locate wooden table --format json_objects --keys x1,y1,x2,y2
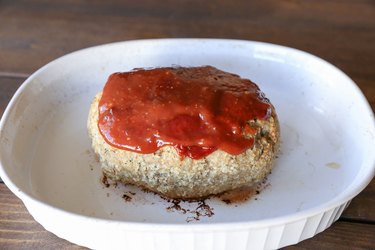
[{"x1": 0, "y1": 0, "x2": 374, "y2": 249}]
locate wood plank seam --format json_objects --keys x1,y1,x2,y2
[
  {"x1": 339, "y1": 217, "x2": 375, "y2": 225},
  {"x1": 0, "y1": 72, "x2": 30, "y2": 79}
]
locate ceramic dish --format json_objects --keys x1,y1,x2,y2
[{"x1": 0, "y1": 39, "x2": 374, "y2": 250}]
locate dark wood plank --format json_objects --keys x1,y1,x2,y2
[
  {"x1": 0, "y1": 183, "x2": 374, "y2": 249},
  {"x1": 0, "y1": 0, "x2": 374, "y2": 79},
  {"x1": 341, "y1": 178, "x2": 375, "y2": 222},
  {"x1": 0, "y1": 76, "x2": 25, "y2": 183},
  {"x1": 356, "y1": 79, "x2": 375, "y2": 110},
  {"x1": 0, "y1": 185, "x2": 86, "y2": 249},
  {"x1": 0, "y1": 77, "x2": 25, "y2": 118},
  {"x1": 285, "y1": 221, "x2": 375, "y2": 250}
]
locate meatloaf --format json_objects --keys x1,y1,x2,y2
[{"x1": 88, "y1": 66, "x2": 280, "y2": 199}]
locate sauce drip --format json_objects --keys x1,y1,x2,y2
[{"x1": 98, "y1": 66, "x2": 271, "y2": 159}]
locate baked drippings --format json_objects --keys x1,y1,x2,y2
[
  {"x1": 98, "y1": 66, "x2": 271, "y2": 159},
  {"x1": 219, "y1": 186, "x2": 257, "y2": 204}
]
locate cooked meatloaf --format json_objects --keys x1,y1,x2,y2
[{"x1": 88, "y1": 66, "x2": 280, "y2": 199}]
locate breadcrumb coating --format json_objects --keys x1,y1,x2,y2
[{"x1": 88, "y1": 92, "x2": 280, "y2": 199}]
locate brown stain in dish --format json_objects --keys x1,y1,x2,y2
[
  {"x1": 218, "y1": 177, "x2": 270, "y2": 204},
  {"x1": 219, "y1": 186, "x2": 257, "y2": 204},
  {"x1": 122, "y1": 194, "x2": 132, "y2": 202},
  {"x1": 101, "y1": 175, "x2": 110, "y2": 188},
  {"x1": 100, "y1": 174, "x2": 270, "y2": 222},
  {"x1": 164, "y1": 198, "x2": 215, "y2": 222}
]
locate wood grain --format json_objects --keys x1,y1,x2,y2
[
  {"x1": 286, "y1": 221, "x2": 375, "y2": 250},
  {"x1": 0, "y1": 182, "x2": 374, "y2": 249},
  {"x1": 0, "y1": 77, "x2": 25, "y2": 118},
  {"x1": 0, "y1": 185, "x2": 86, "y2": 249},
  {"x1": 342, "y1": 178, "x2": 375, "y2": 222},
  {"x1": 0, "y1": 0, "x2": 374, "y2": 78},
  {"x1": 0, "y1": 0, "x2": 374, "y2": 249},
  {"x1": 0, "y1": 76, "x2": 24, "y2": 183}
]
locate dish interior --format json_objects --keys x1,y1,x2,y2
[{"x1": 1, "y1": 40, "x2": 373, "y2": 224}]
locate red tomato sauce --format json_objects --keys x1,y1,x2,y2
[{"x1": 98, "y1": 66, "x2": 271, "y2": 159}]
